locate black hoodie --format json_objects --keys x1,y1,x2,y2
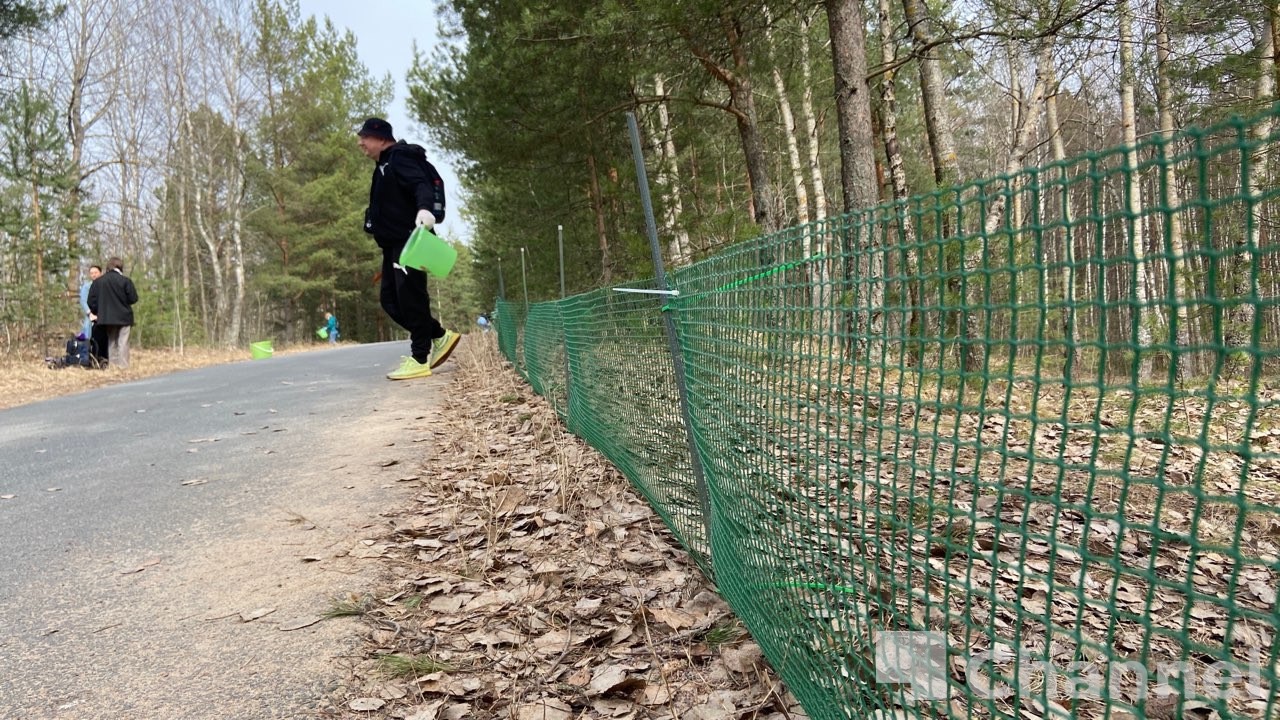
[{"x1": 364, "y1": 141, "x2": 446, "y2": 249}]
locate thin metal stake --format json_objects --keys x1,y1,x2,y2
[
  {"x1": 558, "y1": 225, "x2": 566, "y2": 298},
  {"x1": 626, "y1": 112, "x2": 714, "y2": 570},
  {"x1": 520, "y1": 247, "x2": 529, "y2": 311},
  {"x1": 557, "y1": 225, "x2": 575, "y2": 427}
]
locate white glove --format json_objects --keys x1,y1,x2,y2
[{"x1": 415, "y1": 209, "x2": 435, "y2": 230}]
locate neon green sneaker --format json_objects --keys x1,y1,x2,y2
[
  {"x1": 428, "y1": 330, "x2": 461, "y2": 369},
  {"x1": 386, "y1": 356, "x2": 432, "y2": 380}
]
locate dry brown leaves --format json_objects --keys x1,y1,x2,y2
[
  {"x1": 768, "y1": 364, "x2": 1279, "y2": 718},
  {"x1": 322, "y1": 338, "x2": 807, "y2": 720},
  {"x1": 0, "y1": 344, "x2": 322, "y2": 410}
]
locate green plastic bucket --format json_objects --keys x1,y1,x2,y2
[
  {"x1": 250, "y1": 340, "x2": 273, "y2": 359},
  {"x1": 316, "y1": 327, "x2": 328, "y2": 339},
  {"x1": 399, "y1": 227, "x2": 457, "y2": 278}
]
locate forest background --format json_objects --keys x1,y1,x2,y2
[{"x1": 0, "y1": 0, "x2": 1274, "y2": 363}]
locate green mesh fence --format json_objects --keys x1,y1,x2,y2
[
  {"x1": 496, "y1": 106, "x2": 1280, "y2": 719},
  {"x1": 495, "y1": 298, "x2": 527, "y2": 379},
  {"x1": 522, "y1": 302, "x2": 568, "y2": 414}
]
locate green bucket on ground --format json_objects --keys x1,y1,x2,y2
[
  {"x1": 399, "y1": 227, "x2": 457, "y2": 277},
  {"x1": 250, "y1": 340, "x2": 273, "y2": 359}
]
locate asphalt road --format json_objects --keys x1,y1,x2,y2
[{"x1": 0, "y1": 342, "x2": 445, "y2": 718}]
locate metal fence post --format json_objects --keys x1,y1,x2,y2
[
  {"x1": 520, "y1": 247, "x2": 529, "y2": 311},
  {"x1": 625, "y1": 112, "x2": 713, "y2": 562},
  {"x1": 558, "y1": 225, "x2": 566, "y2": 298},
  {"x1": 497, "y1": 256, "x2": 505, "y2": 300},
  {"x1": 558, "y1": 225, "x2": 574, "y2": 427}
]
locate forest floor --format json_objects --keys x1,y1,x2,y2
[{"x1": 314, "y1": 337, "x2": 804, "y2": 719}]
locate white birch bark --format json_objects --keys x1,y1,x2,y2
[
  {"x1": 1119, "y1": 0, "x2": 1154, "y2": 379},
  {"x1": 960, "y1": 41, "x2": 1050, "y2": 371},
  {"x1": 653, "y1": 74, "x2": 693, "y2": 266},
  {"x1": 764, "y1": 7, "x2": 809, "y2": 228},
  {"x1": 1044, "y1": 54, "x2": 1078, "y2": 372},
  {"x1": 1240, "y1": 3, "x2": 1276, "y2": 344},
  {"x1": 1155, "y1": 0, "x2": 1191, "y2": 375},
  {"x1": 799, "y1": 9, "x2": 827, "y2": 223}
]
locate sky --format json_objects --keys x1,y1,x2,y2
[{"x1": 297, "y1": 0, "x2": 470, "y2": 242}]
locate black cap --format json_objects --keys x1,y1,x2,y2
[{"x1": 357, "y1": 117, "x2": 394, "y2": 142}]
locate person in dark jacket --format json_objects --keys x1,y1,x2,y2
[
  {"x1": 357, "y1": 117, "x2": 459, "y2": 380},
  {"x1": 87, "y1": 256, "x2": 139, "y2": 369}
]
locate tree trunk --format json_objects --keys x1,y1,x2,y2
[
  {"x1": 1155, "y1": 0, "x2": 1192, "y2": 377},
  {"x1": 878, "y1": 0, "x2": 918, "y2": 346},
  {"x1": 1241, "y1": 2, "x2": 1276, "y2": 351},
  {"x1": 229, "y1": 126, "x2": 247, "y2": 345},
  {"x1": 653, "y1": 74, "x2": 692, "y2": 266},
  {"x1": 825, "y1": 0, "x2": 883, "y2": 359},
  {"x1": 586, "y1": 150, "x2": 612, "y2": 284},
  {"x1": 764, "y1": 8, "x2": 809, "y2": 228},
  {"x1": 799, "y1": 9, "x2": 828, "y2": 223},
  {"x1": 798, "y1": 8, "x2": 833, "y2": 331},
  {"x1": 901, "y1": 0, "x2": 960, "y2": 362},
  {"x1": 960, "y1": 40, "x2": 1051, "y2": 373},
  {"x1": 1044, "y1": 53, "x2": 1079, "y2": 377},
  {"x1": 901, "y1": 0, "x2": 958, "y2": 190},
  {"x1": 1119, "y1": 0, "x2": 1154, "y2": 380},
  {"x1": 185, "y1": 110, "x2": 228, "y2": 340},
  {"x1": 684, "y1": 14, "x2": 781, "y2": 233},
  {"x1": 30, "y1": 173, "x2": 47, "y2": 353},
  {"x1": 58, "y1": 0, "x2": 120, "y2": 296}
]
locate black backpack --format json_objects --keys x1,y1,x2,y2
[{"x1": 64, "y1": 338, "x2": 91, "y2": 367}]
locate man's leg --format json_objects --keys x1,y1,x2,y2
[
  {"x1": 379, "y1": 252, "x2": 405, "y2": 329},
  {"x1": 106, "y1": 326, "x2": 121, "y2": 367},
  {"x1": 393, "y1": 262, "x2": 444, "y2": 363},
  {"x1": 115, "y1": 326, "x2": 131, "y2": 368},
  {"x1": 91, "y1": 323, "x2": 109, "y2": 365}
]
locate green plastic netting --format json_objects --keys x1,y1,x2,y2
[{"x1": 495, "y1": 106, "x2": 1280, "y2": 719}]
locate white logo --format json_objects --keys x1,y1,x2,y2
[{"x1": 875, "y1": 631, "x2": 949, "y2": 700}]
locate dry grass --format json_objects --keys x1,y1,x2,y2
[{"x1": 0, "y1": 343, "x2": 324, "y2": 411}]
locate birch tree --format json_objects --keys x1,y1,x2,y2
[
  {"x1": 1155, "y1": 0, "x2": 1192, "y2": 376},
  {"x1": 956, "y1": 39, "x2": 1050, "y2": 372},
  {"x1": 763, "y1": 7, "x2": 809, "y2": 228},
  {"x1": 653, "y1": 74, "x2": 693, "y2": 266},
  {"x1": 1118, "y1": 0, "x2": 1154, "y2": 380},
  {"x1": 798, "y1": 9, "x2": 828, "y2": 223},
  {"x1": 877, "y1": 0, "x2": 917, "y2": 341},
  {"x1": 31, "y1": 0, "x2": 128, "y2": 292},
  {"x1": 1043, "y1": 48, "x2": 1079, "y2": 374},
  {"x1": 1240, "y1": 3, "x2": 1276, "y2": 348}
]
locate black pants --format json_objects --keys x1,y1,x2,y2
[
  {"x1": 380, "y1": 245, "x2": 444, "y2": 361},
  {"x1": 91, "y1": 322, "x2": 109, "y2": 365}
]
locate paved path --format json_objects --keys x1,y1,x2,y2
[{"x1": 0, "y1": 342, "x2": 447, "y2": 719}]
